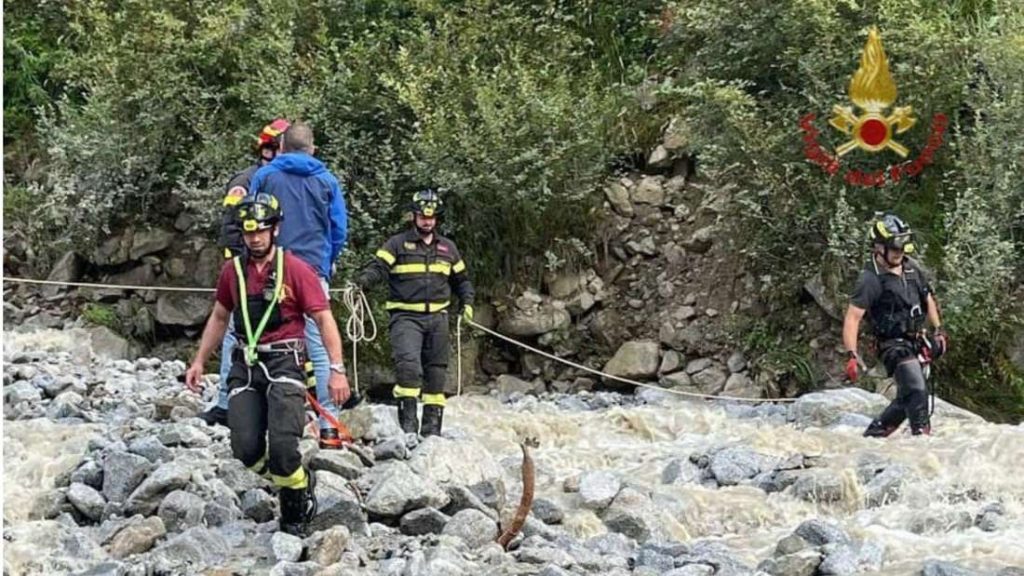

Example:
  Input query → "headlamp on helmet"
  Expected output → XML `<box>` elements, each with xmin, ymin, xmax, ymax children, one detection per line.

<box><xmin>237</xmin><ymin>193</ymin><xmax>282</xmax><ymax>232</ymax></box>
<box><xmin>411</xmin><ymin>189</ymin><xmax>444</xmax><ymax>218</ymax></box>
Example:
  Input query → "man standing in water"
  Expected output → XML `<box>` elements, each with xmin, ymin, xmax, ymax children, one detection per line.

<box><xmin>842</xmin><ymin>213</ymin><xmax>948</xmax><ymax>436</ymax></box>
<box><xmin>185</xmin><ymin>193</ymin><xmax>351</xmax><ymax>536</ymax></box>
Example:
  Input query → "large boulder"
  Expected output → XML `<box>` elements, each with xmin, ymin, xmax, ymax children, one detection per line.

<box><xmin>129</xmin><ymin>228</ymin><xmax>176</xmax><ymax>260</ymax></box>
<box><xmin>157</xmin><ymin>490</ymin><xmax>206</xmax><ymax>533</ymax></box>
<box><xmin>604</xmin><ymin>182</ymin><xmax>634</xmax><ymax>217</ymax></box>
<box><xmin>632</xmin><ymin>176</ymin><xmax>666</xmax><ymax>205</ymax></box>
<box><xmin>603</xmin><ymin>341</ymin><xmax>660</xmax><ymax>380</ymax></box>
<box><xmin>499</xmin><ymin>302</ymin><xmax>571</xmax><ymax>337</ymax></box>
<box><xmin>579</xmin><ymin>470</ymin><xmax>621</xmax><ymax>510</ymax></box>
<box><xmin>106</xmin><ymin>263</ymin><xmax>156</xmax><ymax>288</ymax></box>
<box><xmin>47</xmin><ymin>251</ymin><xmax>83</xmax><ymax>284</ymax></box>
<box><xmin>155</xmin><ymin>294</ymin><xmax>212</xmax><ymax>327</ymax></box>
<box><xmin>309</xmin><ymin>471</ymin><xmax>370</xmax><ymax>535</ymax></box>
<box><xmin>125</xmin><ymin>461</ymin><xmax>193</xmax><ymax>515</ymax></box>
<box><xmin>93</xmin><ymin>233</ymin><xmax>132</xmax><ymax>266</ymax></box>
<box><xmin>407</xmin><ymin>436</ymin><xmax>504</xmax><ymax>488</ymax></box>
<box><xmin>86</xmin><ymin>326</ymin><xmax>133</xmax><ymax>361</ymax></box>
<box><xmin>788</xmin><ymin>389</ymin><xmax>889</xmax><ymax>428</ymax></box>
<box><xmin>108</xmin><ymin>516</ymin><xmax>166</xmax><ymax>559</ymax></box>
<box><xmin>102</xmin><ymin>452</ymin><xmax>152</xmax><ymax>504</ymax></box>
<box><xmin>364</xmin><ymin>462</ymin><xmax>449</xmax><ymax>517</ymax></box>
<box><xmin>440</xmin><ymin>508</ymin><xmax>499</xmax><ymax>549</ymax></box>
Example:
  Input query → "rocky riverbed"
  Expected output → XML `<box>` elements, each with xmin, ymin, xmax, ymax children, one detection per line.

<box><xmin>3</xmin><ymin>327</ymin><xmax>1024</xmax><ymax>576</ymax></box>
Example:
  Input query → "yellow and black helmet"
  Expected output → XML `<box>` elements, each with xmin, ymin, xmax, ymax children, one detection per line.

<box><xmin>237</xmin><ymin>193</ymin><xmax>282</xmax><ymax>232</ymax></box>
<box><xmin>870</xmin><ymin>212</ymin><xmax>915</xmax><ymax>253</ymax></box>
<box><xmin>410</xmin><ymin>189</ymin><xmax>444</xmax><ymax>218</ymax></box>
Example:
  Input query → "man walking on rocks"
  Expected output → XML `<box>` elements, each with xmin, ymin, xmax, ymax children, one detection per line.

<box><xmin>185</xmin><ymin>193</ymin><xmax>351</xmax><ymax>536</ymax></box>
<box><xmin>248</xmin><ymin>121</ymin><xmax>350</xmax><ymax>448</ymax></box>
<box><xmin>203</xmin><ymin>118</ymin><xmax>292</xmax><ymax>427</ymax></box>
<box><xmin>842</xmin><ymin>213</ymin><xmax>948</xmax><ymax>436</ymax></box>
<box><xmin>355</xmin><ymin>190</ymin><xmax>474</xmax><ymax>437</ymax></box>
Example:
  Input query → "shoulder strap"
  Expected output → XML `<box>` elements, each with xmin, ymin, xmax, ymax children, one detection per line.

<box><xmin>234</xmin><ymin>250</ymin><xmax>286</xmax><ymax>364</ymax></box>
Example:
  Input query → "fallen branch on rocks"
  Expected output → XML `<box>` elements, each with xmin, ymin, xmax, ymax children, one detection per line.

<box><xmin>496</xmin><ymin>437</ymin><xmax>538</xmax><ymax>549</ymax></box>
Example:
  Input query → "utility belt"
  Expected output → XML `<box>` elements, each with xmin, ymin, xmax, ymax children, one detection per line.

<box><xmin>234</xmin><ymin>338</ymin><xmax>316</xmax><ymax>390</ymax></box>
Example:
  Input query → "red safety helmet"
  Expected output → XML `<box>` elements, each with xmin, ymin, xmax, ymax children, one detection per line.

<box><xmin>256</xmin><ymin>118</ymin><xmax>291</xmax><ymax>149</ymax></box>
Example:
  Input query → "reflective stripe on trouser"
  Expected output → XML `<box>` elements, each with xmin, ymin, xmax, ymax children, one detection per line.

<box><xmin>389</xmin><ymin>311</ymin><xmax>449</xmax><ymax>399</ymax></box>
<box><xmin>226</xmin><ymin>351</ymin><xmax>308</xmax><ymax>489</ymax></box>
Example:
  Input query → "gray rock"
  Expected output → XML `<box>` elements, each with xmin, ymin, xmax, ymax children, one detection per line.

<box><xmin>29</xmin><ymin>489</ymin><xmax>66</xmax><ymax>520</ymax></box>
<box><xmin>665</xmin><ymin>567</ymin><xmax>715</xmax><ymax>576</ymax></box>
<box><xmin>74</xmin><ymin>561</ymin><xmax>126</xmax><ymax>576</ymax></box>
<box><xmin>603</xmin><ymin>505</ymin><xmax>651</xmax><ymax>542</ymax></box>
<box><xmin>975</xmin><ymin>502</ymin><xmax>1006</xmax><ymax>532</ymax></box>
<box><xmin>636</xmin><ymin>548</ymin><xmax>675</xmax><ymax>572</ymax></box>
<box><xmin>788</xmin><ymin>388</ymin><xmax>889</xmax><ymax>428</ymax></box>
<box><xmin>517</xmin><ymin>543</ymin><xmax>576</xmax><ymax>567</ymax></box>
<box><xmin>722</xmin><ymin>373</ymin><xmax>760</xmax><ymax>398</ymax></box>
<box><xmin>365</xmin><ymin>462</ymin><xmax>449</xmax><ymax>517</ymax></box>
<box><xmin>674</xmin><ymin>540</ymin><xmax>751</xmax><ymax>575</ymax></box>
<box><xmin>660</xmin><ymin>371</ymin><xmax>694</xmax><ymax>390</ymax></box>
<box><xmin>102</xmin><ymin>452</ymin><xmax>152</xmax><ymax>504</ymax></box>
<box><xmin>603</xmin><ymin>341</ymin><xmax>660</xmax><ymax>380</ymax></box>
<box><xmin>147</xmin><ymin>526</ymin><xmax>230</xmax><ymax>573</ymax></box>
<box><xmin>443</xmin><ymin>484</ymin><xmax>499</xmax><ymax>520</ymax></box>
<box><xmin>128</xmin><ymin>435</ymin><xmax>173</xmax><ymax>463</ymax></box>
<box><xmin>373</xmin><ymin>437</ymin><xmax>409</xmax><ymax>461</ymax></box>
<box><xmin>310</xmin><ymin>450</ymin><xmax>364</xmax><ymax>480</ymax></box>
<box><xmin>155</xmin><ymin>293</ymin><xmax>211</xmax><ymax>327</ymax></box>
<box><xmin>272</xmin><ymin>531</ymin><xmax>305</xmax><ymax>562</ymax></box>
<box><xmin>691</xmin><ymin>366</ymin><xmax>728</xmax><ymax>395</ymax></box>
<box><xmin>909</xmin><ymin>509</ymin><xmax>974</xmax><ymax>535</ymax></box>
<box><xmin>400</xmin><ymin>507</ymin><xmax>450</xmax><ymax>535</ymax></box>
<box><xmin>818</xmin><ymin>543</ymin><xmax>860</xmax><ymax>576</ymax></box>
<box><xmin>864</xmin><ymin>464</ymin><xmax>907</xmax><ymax>507</ymax></box>
<box><xmin>726</xmin><ymin>352</ymin><xmax>747</xmax><ymax>373</ymax></box>
<box><xmin>125</xmin><ymin>461</ymin><xmax>192</xmax><ymax>515</ymax></box>
<box><xmin>659</xmin><ymin>351</ymin><xmax>684</xmax><ymax>375</ymax></box>
<box><xmin>585</xmin><ymin>531</ymin><xmax>636</xmax><ymax>557</ymax></box>
<box><xmin>408</xmin><ymin>436</ymin><xmax>504</xmax><ymax>488</ymax></box>
<box><xmin>531</xmin><ymin>497</ymin><xmax>564</xmax><ymax>524</ymax></box>
<box><xmin>86</xmin><ymin>326</ymin><xmax>132</xmax><ymax>360</ymax></box>
<box><xmin>203</xmin><ymin>501</ymin><xmax>242</xmax><ymax>527</ymax></box>
<box><xmin>157</xmin><ymin>490</ymin><xmax>205</xmax><ymax>532</ymax></box>
<box><xmin>108</xmin><ymin>515</ymin><xmax>166</xmax><ymax>559</ymax></box>
<box><xmin>309</xmin><ymin>471</ymin><xmax>369</xmax><ymax>536</ymax></box>
<box><xmin>789</xmin><ymin>469</ymin><xmax>845</xmax><ymax>503</ymax></box>
<box><xmin>241</xmin><ymin>489</ymin><xmax>277</xmax><ymax>523</ymax></box>
<box><xmin>47</xmin><ymin>251</ymin><xmax>84</xmax><ymax>284</ymax></box>
<box><xmin>662</xmin><ymin>458</ymin><xmax>701</xmax><ymax>485</ymax></box>
<box><xmin>919</xmin><ymin>562</ymin><xmax>981</xmax><ymax>576</ymax></box>
<box><xmin>219</xmin><ymin>459</ymin><xmax>270</xmax><ymax>494</ymax></box>
<box><xmin>794</xmin><ymin>519</ymin><xmax>852</xmax><ymax>546</ymax></box>
<box><xmin>498</xmin><ymin>302</ymin><xmax>571</xmax><ymax>337</ymax></box>
<box><xmin>758</xmin><ymin>550</ymin><xmax>822</xmax><ymax>576</ymax></box>
<box><xmin>441</xmin><ymin>508</ymin><xmax>499</xmax><ymax>549</ymax></box>
<box><xmin>775</xmin><ymin>533</ymin><xmax>812</xmax><ymax>556</ymax></box>
<box><xmin>579</xmin><ymin>470</ymin><xmax>621</xmax><ymax>510</ymax></box>
<box><xmin>683</xmin><ymin>225</ymin><xmax>715</xmax><ymax>254</ymax></box>
<box><xmin>48</xmin><ymin>390</ymin><xmax>86</xmax><ymax>419</ymax></box>
<box><xmin>269</xmin><ymin>561</ymin><xmax>322</xmax><ymax>576</ymax></box>
<box><xmin>129</xmin><ymin>228</ymin><xmax>176</xmax><ymax>259</ymax></box>
<box><xmin>306</xmin><ymin>525</ymin><xmax>350</xmax><ymax>566</ymax></box>
<box><xmin>496</xmin><ymin>374</ymin><xmax>541</xmax><ymax>395</ymax></box>
<box><xmin>106</xmin><ymin>263</ymin><xmax>156</xmax><ymax>288</ymax></box>
<box><xmin>6</xmin><ymin>380</ymin><xmax>43</xmax><ymax>404</ymax></box>
<box><xmin>38</xmin><ymin>374</ymin><xmax>75</xmax><ymax>398</ymax></box>
<box><xmin>157</xmin><ymin>423</ymin><xmax>210</xmax><ymax>447</ymax></box>
<box><xmin>68</xmin><ymin>482</ymin><xmax>107</xmax><ymax>521</ymax></box>
<box><xmin>71</xmin><ymin>461</ymin><xmax>104</xmax><ymax>490</ymax></box>
<box><xmin>604</xmin><ymin>183</ymin><xmax>634</xmax><ymax>217</ymax></box>
<box><xmin>709</xmin><ymin>446</ymin><xmax>767</xmax><ymax>485</ymax></box>
<box><xmin>632</xmin><ymin>176</ymin><xmax>666</xmax><ymax>205</ymax></box>
<box><xmin>835</xmin><ymin>412</ymin><xmax>874</xmax><ymax>428</ymax></box>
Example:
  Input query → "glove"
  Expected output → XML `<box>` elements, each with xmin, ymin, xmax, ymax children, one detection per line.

<box><xmin>931</xmin><ymin>328</ymin><xmax>948</xmax><ymax>359</ymax></box>
<box><xmin>845</xmin><ymin>352</ymin><xmax>859</xmax><ymax>382</ymax></box>
<box><xmin>461</xmin><ymin>304</ymin><xmax>474</xmax><ymax>323</ymax></box>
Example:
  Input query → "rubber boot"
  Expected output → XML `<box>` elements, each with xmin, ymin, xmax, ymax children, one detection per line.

<box><xmin>397</xmin><ymin>397</ymin><xmax>419</xmax><ymax>434</ymax></box>
<box><xmin>201</xmin><ymin>406</ymin><xmax>229</xmax><ymax>427</ymax></box>
<box><xmin>863</xmin><ymin>419</ymin><xmax>899</xmax><ymax>438</ymax></box>
<box><xmin>421</xmin><ymin>405</ymin><xmax>444</xmax><ymax>437</ymax></box>
<box><xmin>279</xmin><ymin>488</ymin><xmax>307</xmax><ymax>536</ymax></box>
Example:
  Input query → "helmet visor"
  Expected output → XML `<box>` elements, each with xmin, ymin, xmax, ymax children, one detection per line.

<box><xmin>891</xmin><ymin>233</ymin><xmax>914</xmax><ymax>253</ymax></box>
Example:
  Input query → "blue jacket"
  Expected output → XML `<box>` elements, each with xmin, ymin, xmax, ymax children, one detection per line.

<box><xmin>249</xmin><ymin>153</ymin><xmax>347</xmax><ymax>278</ymax></box>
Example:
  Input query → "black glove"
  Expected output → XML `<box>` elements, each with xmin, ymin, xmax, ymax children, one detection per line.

<box><xmin>931</xmin><ymin>327</ymin><xmax>948</xmax><ymax>359</ymax></box>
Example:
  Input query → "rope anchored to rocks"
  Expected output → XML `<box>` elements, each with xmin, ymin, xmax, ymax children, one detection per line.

<box><xmin>461</xmin><ymin>319</ymin><xmax>800</xmax><ymax>404</ymax></box>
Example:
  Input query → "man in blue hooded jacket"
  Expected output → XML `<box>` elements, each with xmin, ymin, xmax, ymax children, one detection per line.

<box><xmin>249</xmin><ymin>121</ymin><xmax>349</xmax><ymax>448</ymax></box>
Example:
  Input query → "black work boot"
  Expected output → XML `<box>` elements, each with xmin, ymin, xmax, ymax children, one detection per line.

<box><xmin>397</xmin><ymin>397</ymin><xmax>419</xmax><ymax>434</ymax></box>
<box><xmin>421</xmin><ymin>405</ymin><xmax>444</xmax><ymax>437</ymax></box>
<box><xmin>279</xmin><ymin>488</ymin><xmax>307</xmax><ymax>536</ymax></box>
<box><xmin>201</xmin><ymin>406</ymin><xmax>228</xmax><ymax>427</ymax></box>
<box><xmin>279</xmin><ymin>469</ymin><xmax>317</xmax><ymax>537</ymax></box>
<box><xmin>863</xmin><ymin>419</ymin><xmax>899</xmax><ymax>438</ymax></box>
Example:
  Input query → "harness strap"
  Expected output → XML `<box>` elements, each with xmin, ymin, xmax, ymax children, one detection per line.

<box><xmin>234</xmin><ymin>249</ymin><xmax>285</xmax><ymax>364</ymax></box>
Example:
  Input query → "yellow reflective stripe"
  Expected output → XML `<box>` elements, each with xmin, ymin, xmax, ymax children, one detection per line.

<box><xmin>224</xmin><ymin>248</ymin><xmax>233</xmax><ymax>259</ymax></box>
<box><xmin>247</xmin><ymin>454</ymin><xmax>269</xmax><ymax>477</ymax></box>
<box><xmin>452</xmin><ymin>260</ymin><xmax>466</xmax><ymax>274</ymax></box>
<box><xmin>271</xmin><ymin>466</ymin><xmax>308</xmax><ymax>489</ymax></box>
<box><xmin>384</xmin><ymin>301</ymin><xmax>450</xmax><ymax>312</ymax></box>
<box><xmin>393</xmin><ymin>385</ymin><xmax>421</xmax><ymax>398</ymax></box>
<box><xmin>430</xmin><ymin>262</ymin><xmax>451</xmax><ymax>275</ymax></box>
<box><xmin>876</xmin><ymin>221</ymin><xmax>892</xmax><ymax>238</ymax></box>
<box><xmin>421</xmin><ymin>393</ymin><xmax>447</xmax><ymax>407</ymax></box>
<box><xmin>376</xmin><ymin>249</ymin><xmax>396</xmax><ymax>265</ymax></box>
<box><xmin>393</xmin><ymin>263</ymin><xmax>427</xmax><ymax>274</ymax></box>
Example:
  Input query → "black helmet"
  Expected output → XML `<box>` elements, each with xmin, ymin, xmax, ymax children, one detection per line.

<box><xmin>410</xmin><ymin>189</ymin><xmax>444</xmax><ymax>218</ymax></box>
<box><xmin>870</xmin><ymin>212</ymin><xmax>915</xmax><ymax>253</ymax></box>
<box><xmin>237</xmin><ymin>193</ymin><xmax>282</xmax><ymax>232</ymax></box>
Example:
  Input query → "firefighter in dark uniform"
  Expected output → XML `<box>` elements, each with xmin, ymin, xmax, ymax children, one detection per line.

<box><xmin>203</xmin><ymin>118</ymin><xmax>292</xmax><ymax>427</ymax></box>
<box><xmin>843</xmin><ymin>213</ymin><xmax>948</xmax><ymax>437</ymax></box>
<box><xmin>186</xmin><ymin>193</ymin><xmax>351</xmax><ymax>536</ymax></box>
<box><xmin>356</xmin><ymin>190</ymin><xmax>475</xmax><ymax>437</ymax></box>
